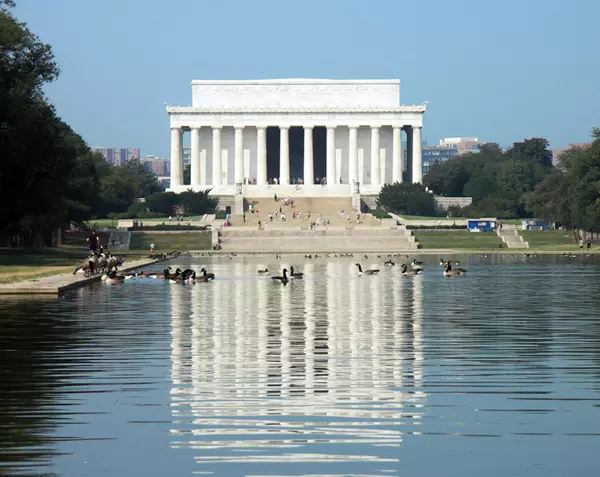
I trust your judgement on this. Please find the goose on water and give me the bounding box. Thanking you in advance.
[289,266,303,279]
[443,262,467,277]
[102,270,126,285]
[384,260,395,266]
[401,264,422,276]
[411,258,424,270]
[200,268,215,281]
[355,263,380,276]
[272,269,289,284]
[257,268,269,275]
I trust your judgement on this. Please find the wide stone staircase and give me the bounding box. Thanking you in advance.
[219,226,418,253]
[497,228,529,248]
[230,196,380,228]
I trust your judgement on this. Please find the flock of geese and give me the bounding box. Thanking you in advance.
[101,266,214,285]
[101,256,468,286]
[256,257,468,285]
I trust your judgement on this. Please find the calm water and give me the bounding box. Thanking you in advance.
[1,255,600,477]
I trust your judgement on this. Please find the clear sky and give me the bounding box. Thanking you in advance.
[14,0,600,157]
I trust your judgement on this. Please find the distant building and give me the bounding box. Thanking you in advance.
[91,147,140,166]
[182,147,191,167]
[416,137,487,175]
[439,137,486,155]
[552,143,591,166]
[143,155,170,176]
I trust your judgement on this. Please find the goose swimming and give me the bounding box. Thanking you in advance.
[443,262,467,277]
[401,263,422,276]
[289,266,303,279]
[272,268,289,284]
[355,263,380,276]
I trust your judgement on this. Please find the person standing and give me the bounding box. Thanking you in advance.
[587,238,591,249]
[150,241,156,256]
[87,230,99,253]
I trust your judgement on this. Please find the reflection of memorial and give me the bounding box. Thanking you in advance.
[170,262,426,472]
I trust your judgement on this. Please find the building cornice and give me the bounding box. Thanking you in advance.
[166,105,427,114]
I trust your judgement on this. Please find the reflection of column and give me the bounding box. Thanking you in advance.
[304,263,315,396]
[191,127,201,186]
[170,127,183,187]
[370,274,382,390]
[170,279,185,387]
[326,262,337,398]
[279,126,290,185]
[326,126,336,185]
[212,126,222,186]
[349,263,359,402]
[280,281,291,397]
[413,274,425,403]
[234,127,244,184]
[370,126,380,186]
[412,126,423,184]
[392,126,403,183]
[257,275,268,398]
[303,126,314,185]
[257,127,267,185]
[349,126,359,185]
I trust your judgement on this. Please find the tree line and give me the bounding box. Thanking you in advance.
[0,4,215,245]
[377,136,586,221]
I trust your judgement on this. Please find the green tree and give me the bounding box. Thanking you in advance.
[377,182,436,216]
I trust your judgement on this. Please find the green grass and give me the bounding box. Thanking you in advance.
[414,230,503,250]
[129,231,212,251]
[519,230,583,250]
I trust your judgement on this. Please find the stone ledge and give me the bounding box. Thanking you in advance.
[0,256,171,296]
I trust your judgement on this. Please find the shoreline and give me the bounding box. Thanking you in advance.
[0,256,170,296]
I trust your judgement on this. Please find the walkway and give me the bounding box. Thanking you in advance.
[0,256,169,295]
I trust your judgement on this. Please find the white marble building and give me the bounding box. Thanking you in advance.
[166,79,426,197]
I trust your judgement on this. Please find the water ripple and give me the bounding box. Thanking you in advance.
[1,255,599,476]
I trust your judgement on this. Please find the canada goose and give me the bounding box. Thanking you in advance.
[355,263,380,276]
[411,258,424,270]
[401,264,422,276]
[103,270,125,285]
[272,268,289,284]
[149,267,172,279]
[200,268,215,280]
[384,260,395,266]
[439,258,460,266]
[443,263,467,277]
[289,266,303,279]
[257,268,269,275]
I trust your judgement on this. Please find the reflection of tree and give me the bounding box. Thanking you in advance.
[0,301,74,477]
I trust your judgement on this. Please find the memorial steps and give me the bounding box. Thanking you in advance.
[219,223,419,253]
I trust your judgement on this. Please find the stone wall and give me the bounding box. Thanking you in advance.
[434,196,473,210]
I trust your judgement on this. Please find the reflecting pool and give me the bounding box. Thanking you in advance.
[1,255,599,476]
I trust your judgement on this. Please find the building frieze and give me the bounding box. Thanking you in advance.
[166,105,427,114]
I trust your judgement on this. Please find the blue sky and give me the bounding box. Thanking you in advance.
[14,0,600,157]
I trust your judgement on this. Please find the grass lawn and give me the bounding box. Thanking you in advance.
[399,215,465,221]
[519,230,584,251]
[414,230,503,250]
[129,231,212,251]
[0,248,88,284]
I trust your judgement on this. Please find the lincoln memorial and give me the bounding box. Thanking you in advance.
[166,79,426,199]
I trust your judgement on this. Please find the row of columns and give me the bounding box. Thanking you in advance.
[170,125,423,188]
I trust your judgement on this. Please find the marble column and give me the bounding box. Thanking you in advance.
[170,127,183,188]
[257,127,267,185]
[212,126,222,186]
[349,125,359,186]
[412,126,423,184]
[392,126,403,183]
[190,127,201,186]
[280,126,290,185]
[303,126,314,185]
[234,126,244,184]
[326,126,336,185]
[370,126,380,186]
